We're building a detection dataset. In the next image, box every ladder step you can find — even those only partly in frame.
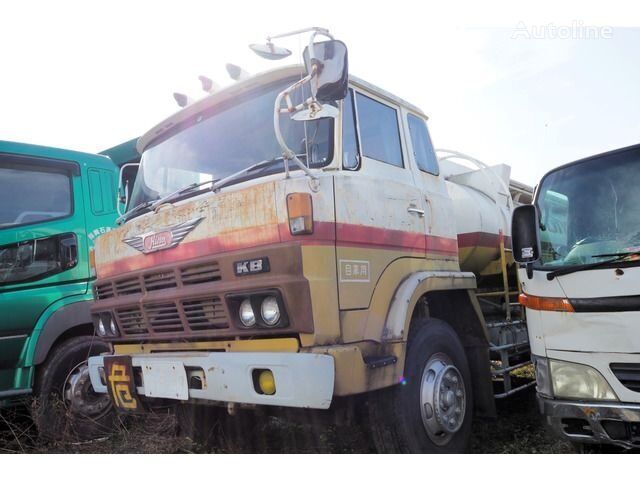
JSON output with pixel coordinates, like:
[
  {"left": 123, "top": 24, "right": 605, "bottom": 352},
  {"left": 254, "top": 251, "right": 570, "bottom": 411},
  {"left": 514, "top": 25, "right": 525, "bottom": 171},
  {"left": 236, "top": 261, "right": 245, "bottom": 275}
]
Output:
[
  {"left": 476, "top": 291, "right": 520, "bottom": 298},
  {"left": 485, "top": 320, "right": 526, "bottom": 328},
  {"left": 490, "top": 340, "right": 530, "bottom": 352},
  {"left": 492, "top": 360, "right": 532, "bottom": 375},
  {"left": 363, "top": 355, "right": 397, "bottom": 369},
  {"left": 494, "top": 380, "right": 536, "bottom": 399}
]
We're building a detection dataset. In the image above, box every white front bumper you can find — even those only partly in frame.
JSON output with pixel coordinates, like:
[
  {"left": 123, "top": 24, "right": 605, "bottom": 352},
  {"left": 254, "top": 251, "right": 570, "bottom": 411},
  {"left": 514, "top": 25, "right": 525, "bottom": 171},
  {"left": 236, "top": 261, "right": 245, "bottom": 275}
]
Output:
[{"left": 88, "top": 351, "right": 335, "bottom": 409}]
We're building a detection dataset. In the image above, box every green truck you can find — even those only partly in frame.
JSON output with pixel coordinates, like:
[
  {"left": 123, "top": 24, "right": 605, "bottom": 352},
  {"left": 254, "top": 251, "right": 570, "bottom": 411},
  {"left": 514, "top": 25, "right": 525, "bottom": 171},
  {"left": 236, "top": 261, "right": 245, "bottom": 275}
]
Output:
[{"left": 0, "top": 138, "right": 138, "bottom": 439}]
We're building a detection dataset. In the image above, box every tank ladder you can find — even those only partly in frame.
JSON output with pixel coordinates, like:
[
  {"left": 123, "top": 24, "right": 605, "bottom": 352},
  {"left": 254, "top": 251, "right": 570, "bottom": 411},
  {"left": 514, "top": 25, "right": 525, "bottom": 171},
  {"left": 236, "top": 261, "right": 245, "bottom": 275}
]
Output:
[{"left": 476, "top": 231, "right": 536, "bottom": 399}]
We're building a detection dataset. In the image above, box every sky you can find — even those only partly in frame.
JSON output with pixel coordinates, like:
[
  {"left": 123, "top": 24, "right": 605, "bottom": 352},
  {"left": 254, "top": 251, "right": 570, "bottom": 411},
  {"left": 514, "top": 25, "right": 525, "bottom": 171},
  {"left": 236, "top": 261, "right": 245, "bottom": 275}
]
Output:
[{"left": 1, "top": 1, "right": 638, "bottom": 186}]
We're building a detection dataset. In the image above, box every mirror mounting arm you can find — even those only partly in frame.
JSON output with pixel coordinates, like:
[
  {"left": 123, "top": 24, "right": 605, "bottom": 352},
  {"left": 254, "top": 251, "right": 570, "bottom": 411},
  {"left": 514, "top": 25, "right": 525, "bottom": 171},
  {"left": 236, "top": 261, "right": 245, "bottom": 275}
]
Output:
[
  {"left": 265, "top": 27, "right": 343, "bottom": 182},
  {"left": 306, "top": 30, "right": 334, "bottom": 67},
  {"left": 526, "top": 263, "right": 534, "bottom": 280},
  {"left": 273, "top": 72, "right": 319, "bottom": 181}
]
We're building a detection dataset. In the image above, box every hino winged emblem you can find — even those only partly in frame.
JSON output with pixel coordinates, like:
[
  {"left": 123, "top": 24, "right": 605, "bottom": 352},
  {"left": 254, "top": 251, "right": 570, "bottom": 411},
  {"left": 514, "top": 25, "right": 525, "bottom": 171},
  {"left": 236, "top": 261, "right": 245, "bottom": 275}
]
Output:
[{"left": 122, "top": 217, "right": 204, "bottom": 254}]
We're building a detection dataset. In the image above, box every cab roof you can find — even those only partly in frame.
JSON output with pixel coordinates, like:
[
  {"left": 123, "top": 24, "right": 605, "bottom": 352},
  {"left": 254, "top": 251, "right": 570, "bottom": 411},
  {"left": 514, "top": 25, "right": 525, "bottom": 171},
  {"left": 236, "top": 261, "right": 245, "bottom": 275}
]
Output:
[
  {"left": 137, "top": 64, "right": 428, "bottom": 153},
  {"left": 0, "top": 140, "right": 115, "bottom": 170}
]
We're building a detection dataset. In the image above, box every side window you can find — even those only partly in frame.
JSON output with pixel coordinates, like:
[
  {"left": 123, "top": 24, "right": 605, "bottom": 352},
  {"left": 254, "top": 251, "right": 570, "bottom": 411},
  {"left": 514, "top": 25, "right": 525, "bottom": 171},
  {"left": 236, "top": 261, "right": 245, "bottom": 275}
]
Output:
[
  {"left": 0, "top": 165, "right": 72, "bottom": 228},
  {"left": 407, "top": 114, "right": 439, "bottom": 175},
  {"left": 0, "top": 233, "right": 78, "bottom": 286},
  {"left": 342, "top": 89, "right": 359, "bottom": 169},
  {"left": 88, "top": 168, "right": 116, "bottom": 215},
  {"left": 355, "top": 93, "right": 403, "bottom": 168}
]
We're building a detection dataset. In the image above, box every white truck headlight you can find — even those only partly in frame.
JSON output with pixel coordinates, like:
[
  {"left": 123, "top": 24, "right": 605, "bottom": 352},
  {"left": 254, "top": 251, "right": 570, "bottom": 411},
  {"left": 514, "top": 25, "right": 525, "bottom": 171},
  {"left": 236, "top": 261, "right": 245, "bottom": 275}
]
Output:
[
  {"left": 533, "top": 356, "right": 552, "bottom": 397},
  {"left": 549, "top": 359, "right": 618, "bottom": 401}
]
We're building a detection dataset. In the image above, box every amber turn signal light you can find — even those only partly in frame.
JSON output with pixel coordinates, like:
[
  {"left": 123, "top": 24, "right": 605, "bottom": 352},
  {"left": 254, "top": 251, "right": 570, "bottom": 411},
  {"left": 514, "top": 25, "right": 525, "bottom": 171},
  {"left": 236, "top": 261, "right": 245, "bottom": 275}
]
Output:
[
  {"left": 519, "top": 293, "right": 574, "bottom": 312},
  {"left": 287, "top": 192, "right": 313, "bottom": 235}
]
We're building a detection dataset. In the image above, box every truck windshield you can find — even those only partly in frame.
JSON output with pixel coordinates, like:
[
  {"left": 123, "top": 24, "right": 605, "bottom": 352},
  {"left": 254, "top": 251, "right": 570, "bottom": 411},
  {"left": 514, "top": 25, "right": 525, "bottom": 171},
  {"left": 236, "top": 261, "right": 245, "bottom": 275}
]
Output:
[
  {"left": 0, "top": 165, "right": 72, "bottom": 229},
  {"left": 536, "top": 148, "right": 640, "bottom": 269},
  {"left": 129, "top": 77, "right": 333, "bottom": 211}
]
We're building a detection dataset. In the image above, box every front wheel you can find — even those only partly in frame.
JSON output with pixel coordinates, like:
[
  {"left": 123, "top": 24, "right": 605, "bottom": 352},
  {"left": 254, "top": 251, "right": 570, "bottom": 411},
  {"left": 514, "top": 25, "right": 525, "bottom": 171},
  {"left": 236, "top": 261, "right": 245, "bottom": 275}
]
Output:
[
  {"left": 369, "top": 318, "right": 473, "bottom": 453},
  {"left": 33, "top": 335, "right": 116, "bottom": 442}
]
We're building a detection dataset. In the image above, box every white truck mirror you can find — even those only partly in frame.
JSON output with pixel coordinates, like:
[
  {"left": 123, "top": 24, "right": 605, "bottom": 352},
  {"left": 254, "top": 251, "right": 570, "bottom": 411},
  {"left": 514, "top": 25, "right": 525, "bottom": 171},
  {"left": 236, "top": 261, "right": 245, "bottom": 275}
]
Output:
[{"left": 512, "top": 204, "right": 542, "bottom": 267}]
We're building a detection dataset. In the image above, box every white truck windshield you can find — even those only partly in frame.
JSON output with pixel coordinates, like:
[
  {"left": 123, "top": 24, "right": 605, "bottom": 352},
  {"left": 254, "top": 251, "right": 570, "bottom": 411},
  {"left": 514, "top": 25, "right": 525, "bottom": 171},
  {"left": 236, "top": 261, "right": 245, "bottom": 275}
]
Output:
[{"left": 536, "top": 148, "right": 640, "bottom": 269}]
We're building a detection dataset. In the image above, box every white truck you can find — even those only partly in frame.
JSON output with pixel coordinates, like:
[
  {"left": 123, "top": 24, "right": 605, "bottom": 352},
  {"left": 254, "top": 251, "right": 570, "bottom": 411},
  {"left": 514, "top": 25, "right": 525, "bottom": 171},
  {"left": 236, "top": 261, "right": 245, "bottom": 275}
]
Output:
[{"left": 512, "top": 144, "right": 640, "bottom": 450}]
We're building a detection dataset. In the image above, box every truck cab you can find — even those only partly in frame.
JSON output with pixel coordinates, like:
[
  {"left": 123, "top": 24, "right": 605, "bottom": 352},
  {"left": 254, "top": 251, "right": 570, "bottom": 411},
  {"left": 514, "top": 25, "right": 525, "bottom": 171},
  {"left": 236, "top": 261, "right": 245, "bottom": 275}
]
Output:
[
  {"left": 513, "top": 144, "right": 640, "bottom": 450},
  {"left": 0, "top": 139, "right": 138, "bottom": 439},
  {"left": 87, "top": 29, "right": 531, "bottom": 452}
]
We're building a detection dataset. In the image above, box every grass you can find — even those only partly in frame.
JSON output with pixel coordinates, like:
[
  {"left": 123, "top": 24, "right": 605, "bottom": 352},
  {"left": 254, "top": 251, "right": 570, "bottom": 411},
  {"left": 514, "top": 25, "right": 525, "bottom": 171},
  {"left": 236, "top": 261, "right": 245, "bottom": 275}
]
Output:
[
  {"left": 471, "top": 388, "right": 572, "bottom": 454},
  {"left": 0, "top": 386, "right": 572, "bottom": 453}
]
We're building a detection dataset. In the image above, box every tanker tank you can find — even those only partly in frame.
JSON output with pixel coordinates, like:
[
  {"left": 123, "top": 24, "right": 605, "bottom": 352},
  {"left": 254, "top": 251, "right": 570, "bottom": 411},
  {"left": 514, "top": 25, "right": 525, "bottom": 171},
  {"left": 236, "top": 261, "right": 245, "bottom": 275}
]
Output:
[{"left": 436, "top": 150, "right": 533, "bottom": 278}]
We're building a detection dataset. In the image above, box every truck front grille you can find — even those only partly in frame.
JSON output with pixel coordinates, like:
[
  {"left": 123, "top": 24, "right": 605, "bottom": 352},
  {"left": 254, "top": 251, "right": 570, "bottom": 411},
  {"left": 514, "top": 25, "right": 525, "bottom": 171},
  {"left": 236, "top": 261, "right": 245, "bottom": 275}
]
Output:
[
  {"left": 95, "top": 260, "right": 221, "bottom": 300},
  {"left": 610, "top": 363, "right": 640, "bottom": 393},
  {"left": 113, "top": 296, "right": 229, "bottom": 337}
]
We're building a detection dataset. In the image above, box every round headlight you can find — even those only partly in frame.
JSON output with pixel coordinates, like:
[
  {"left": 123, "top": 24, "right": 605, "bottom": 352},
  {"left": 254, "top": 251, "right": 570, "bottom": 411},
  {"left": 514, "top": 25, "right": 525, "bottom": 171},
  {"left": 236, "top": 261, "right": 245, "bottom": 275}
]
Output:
[
  {"left": 109, "top": 318, "right": 119, "bottom": 336},
  {"left": 97, "top": 318, "right": 107, "bottom": 337},
  {"left": 239, "top": 299, "right": 256, "bottom": 327},
  {"left": 261, "top": 296, "right": 280, "bottom": 326}
]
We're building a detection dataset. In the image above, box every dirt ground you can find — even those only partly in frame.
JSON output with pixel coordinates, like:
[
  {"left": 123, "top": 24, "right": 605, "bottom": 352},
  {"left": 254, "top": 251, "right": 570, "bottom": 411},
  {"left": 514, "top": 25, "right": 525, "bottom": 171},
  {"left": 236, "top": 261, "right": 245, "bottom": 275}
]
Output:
[{"left": 0, "top": 386, "right": 574, "bottom": 454}]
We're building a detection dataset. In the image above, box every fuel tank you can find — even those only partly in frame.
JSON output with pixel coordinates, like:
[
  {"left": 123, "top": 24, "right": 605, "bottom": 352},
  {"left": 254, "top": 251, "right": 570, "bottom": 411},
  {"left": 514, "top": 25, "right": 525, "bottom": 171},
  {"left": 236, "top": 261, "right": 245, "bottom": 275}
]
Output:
[{"left": 438, "top": 151, "right": 533, "bottom": 277}]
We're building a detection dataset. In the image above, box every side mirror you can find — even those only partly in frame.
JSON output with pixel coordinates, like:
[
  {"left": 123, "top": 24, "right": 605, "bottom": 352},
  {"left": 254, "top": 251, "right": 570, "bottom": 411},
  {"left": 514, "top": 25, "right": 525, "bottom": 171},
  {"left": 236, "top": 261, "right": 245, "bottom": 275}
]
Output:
[
  {"left": 512, "top": 205, "right": 541, "bottom": 264},
  {"left": 117, "top": 163, "right": 139, "bottom": 216},
  {"left": 303, "top": 40, "right": 348, "bottom": 102}
]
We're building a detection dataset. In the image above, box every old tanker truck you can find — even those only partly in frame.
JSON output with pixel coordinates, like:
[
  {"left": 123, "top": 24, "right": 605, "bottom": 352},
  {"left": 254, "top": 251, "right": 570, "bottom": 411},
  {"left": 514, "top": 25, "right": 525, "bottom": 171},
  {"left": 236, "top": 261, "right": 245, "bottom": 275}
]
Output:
[{"left": 87, "top": 28, "right": 532, "bottom": 452}]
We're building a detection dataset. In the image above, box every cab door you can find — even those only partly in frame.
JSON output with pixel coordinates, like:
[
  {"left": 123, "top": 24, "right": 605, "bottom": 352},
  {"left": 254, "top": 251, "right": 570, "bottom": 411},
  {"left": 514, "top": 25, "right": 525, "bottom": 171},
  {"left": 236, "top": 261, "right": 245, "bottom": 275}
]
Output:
[
  {"left": 0, "top": 154, "right": 88, "bottom": 388},
  {"left": 401, "top": 110, "right": 459, "bottom": 262},
  {"left": 334, "top": 88, "right": 426, "bottom": 310}
]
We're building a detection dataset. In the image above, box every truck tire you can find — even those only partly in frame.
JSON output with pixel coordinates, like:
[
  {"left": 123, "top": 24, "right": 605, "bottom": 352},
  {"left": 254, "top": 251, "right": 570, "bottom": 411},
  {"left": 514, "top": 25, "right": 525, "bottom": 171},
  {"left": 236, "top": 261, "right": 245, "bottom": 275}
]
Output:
[
  {"left": 369, "top": 318, "right": 473, "bottom": 453},
  {"left": 33, "top": 335, "right": 115, "bottom": 442}
]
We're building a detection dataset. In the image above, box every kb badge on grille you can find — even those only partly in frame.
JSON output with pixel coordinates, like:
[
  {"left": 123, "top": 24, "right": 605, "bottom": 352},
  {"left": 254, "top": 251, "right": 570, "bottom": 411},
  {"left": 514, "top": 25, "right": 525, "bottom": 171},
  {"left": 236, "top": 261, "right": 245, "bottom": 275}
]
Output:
[
  {"left": 123, "top": 217, "right": 204, "bottom": 254},
  {"left": 234, "top": 257, "right": 270, "bottom": 276}
]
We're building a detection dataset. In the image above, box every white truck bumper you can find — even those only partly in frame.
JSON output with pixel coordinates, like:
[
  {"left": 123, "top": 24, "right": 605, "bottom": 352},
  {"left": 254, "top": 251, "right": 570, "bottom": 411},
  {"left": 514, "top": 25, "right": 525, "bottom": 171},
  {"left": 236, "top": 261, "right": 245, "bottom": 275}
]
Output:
[{"left": 88, "top": 351, "right": 335, "bottom": 409}]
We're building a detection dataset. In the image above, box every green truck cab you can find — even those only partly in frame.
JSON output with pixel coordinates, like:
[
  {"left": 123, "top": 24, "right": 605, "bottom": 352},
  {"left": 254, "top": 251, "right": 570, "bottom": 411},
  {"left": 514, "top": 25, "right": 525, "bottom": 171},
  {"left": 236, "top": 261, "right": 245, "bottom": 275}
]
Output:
[{"left": 0, "top": 138, "right": 138, "bottom": 439}]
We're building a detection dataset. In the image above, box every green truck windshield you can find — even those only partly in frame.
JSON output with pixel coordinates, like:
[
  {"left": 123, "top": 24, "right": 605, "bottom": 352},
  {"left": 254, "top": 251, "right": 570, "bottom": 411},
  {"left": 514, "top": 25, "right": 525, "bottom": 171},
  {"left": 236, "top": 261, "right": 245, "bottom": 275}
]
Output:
[{"left": 536, "top": 149, "right": 640, "bottom": 268}]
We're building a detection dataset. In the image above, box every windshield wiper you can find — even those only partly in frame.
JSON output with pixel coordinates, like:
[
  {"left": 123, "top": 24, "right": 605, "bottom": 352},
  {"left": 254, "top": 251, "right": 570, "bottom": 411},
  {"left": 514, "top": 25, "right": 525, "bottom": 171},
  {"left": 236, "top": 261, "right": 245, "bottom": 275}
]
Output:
[
  {"left": 591, "top": 251, "right": 640, "bottom": 259},
  {"left": 117, "top": 200, "right": 154, "bottom": 225},
  {"left": 211, "top": 157, "right": 291, "bottom": 192},
  {"left": 119, "top": 156, "right": 302, "bottom": 225},
  {"left": 150, "top": 178, "right": 218, "bottom": 211},
  {"left": 117, "top": 179, "right": 216, "bottom": 225},
  {"left": 546, "top": 251, "right": 640, "bottom": 280}
]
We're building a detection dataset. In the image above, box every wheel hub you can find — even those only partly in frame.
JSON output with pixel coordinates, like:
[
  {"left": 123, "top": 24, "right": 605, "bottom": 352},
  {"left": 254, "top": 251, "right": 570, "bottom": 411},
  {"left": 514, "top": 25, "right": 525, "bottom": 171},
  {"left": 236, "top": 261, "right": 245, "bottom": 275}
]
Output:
[
  {"left": 63, "top": 362, "right": 112, "bottom": 419},
  {"left": 419, "top": 353, "right": 466, "bottom": 445}
]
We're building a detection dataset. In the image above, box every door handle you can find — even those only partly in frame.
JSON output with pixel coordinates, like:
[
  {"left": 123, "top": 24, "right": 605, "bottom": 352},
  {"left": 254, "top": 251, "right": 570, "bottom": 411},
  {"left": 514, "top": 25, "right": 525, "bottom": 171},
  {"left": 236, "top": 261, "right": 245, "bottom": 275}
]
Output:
[{"left": 407, "top": 206, "right": 425, "bottom": 217}]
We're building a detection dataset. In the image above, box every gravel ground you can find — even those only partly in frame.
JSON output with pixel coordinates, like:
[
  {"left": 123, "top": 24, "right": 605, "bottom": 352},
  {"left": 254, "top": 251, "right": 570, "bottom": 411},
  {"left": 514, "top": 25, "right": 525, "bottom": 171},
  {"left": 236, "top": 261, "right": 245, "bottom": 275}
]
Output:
[{"left": 0, "top": 387, "right": 573, "bottom": 453}]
